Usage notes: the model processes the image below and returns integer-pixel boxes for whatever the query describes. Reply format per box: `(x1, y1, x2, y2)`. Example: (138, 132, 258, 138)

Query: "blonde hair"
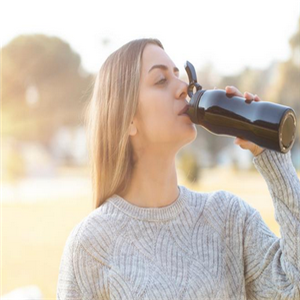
(85, 38, 164, 209)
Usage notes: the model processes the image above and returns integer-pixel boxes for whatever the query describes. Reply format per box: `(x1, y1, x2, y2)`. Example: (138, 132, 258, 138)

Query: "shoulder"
(64, 203, 118, 266)
(208, 190, 256, 215)
(59, 220, 84, 259)
(182, 186, 257, 223)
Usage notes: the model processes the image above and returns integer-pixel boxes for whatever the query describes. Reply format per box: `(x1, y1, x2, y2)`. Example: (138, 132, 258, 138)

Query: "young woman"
(57, 38, 300, 299)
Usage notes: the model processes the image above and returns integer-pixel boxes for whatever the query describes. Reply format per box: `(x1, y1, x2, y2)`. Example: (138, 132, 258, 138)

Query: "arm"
(57, 221, 112, 300)
(244, 149, 300, 299)
(57, 225, 83, 300)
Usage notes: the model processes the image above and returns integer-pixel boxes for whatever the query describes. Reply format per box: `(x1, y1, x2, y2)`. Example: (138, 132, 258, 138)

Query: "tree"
(264, 17, 300, 156)
(274, 18, 300, 109)
(2, 34, 94, 145)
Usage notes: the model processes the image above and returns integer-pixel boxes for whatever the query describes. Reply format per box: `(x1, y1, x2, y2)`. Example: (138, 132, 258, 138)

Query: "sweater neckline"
(107, 185, 187, 222)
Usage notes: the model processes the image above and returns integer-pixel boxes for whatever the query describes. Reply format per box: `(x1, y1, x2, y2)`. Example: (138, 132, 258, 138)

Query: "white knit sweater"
(57, 150, 300, 299)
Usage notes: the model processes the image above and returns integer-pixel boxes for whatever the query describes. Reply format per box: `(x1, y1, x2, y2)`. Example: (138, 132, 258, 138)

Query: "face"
(130, 44, 197, 155)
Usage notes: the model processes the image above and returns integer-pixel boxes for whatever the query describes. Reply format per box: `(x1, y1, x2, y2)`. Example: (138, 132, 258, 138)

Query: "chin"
(182, 125, 197, 146)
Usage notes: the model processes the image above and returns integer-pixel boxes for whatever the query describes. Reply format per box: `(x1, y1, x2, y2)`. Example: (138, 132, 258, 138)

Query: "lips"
(178, 104, 189, 115)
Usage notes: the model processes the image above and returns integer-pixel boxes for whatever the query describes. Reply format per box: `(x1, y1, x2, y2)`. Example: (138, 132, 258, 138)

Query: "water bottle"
(184, 61, 297, 153)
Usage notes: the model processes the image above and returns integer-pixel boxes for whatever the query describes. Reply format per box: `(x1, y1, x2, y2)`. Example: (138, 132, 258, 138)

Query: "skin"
(119, 44, 264, 208)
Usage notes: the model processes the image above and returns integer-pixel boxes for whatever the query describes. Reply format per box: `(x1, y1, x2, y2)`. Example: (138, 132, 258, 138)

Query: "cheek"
(142, 109, 172, 137)
(138, 89, 177, 140)
(139, 105, 175, 141)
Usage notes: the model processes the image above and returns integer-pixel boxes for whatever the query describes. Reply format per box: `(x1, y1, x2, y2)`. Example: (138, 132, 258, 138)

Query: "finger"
(225, 86, 243, 97)
(244, 92, 254, 100)
(244, 92, 261, 102)
(234, 137, 253, 149)
(253, 94, 261, 102)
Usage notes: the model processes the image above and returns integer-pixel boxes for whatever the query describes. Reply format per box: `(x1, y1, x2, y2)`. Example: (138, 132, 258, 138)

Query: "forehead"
(141, 44, 175, 73)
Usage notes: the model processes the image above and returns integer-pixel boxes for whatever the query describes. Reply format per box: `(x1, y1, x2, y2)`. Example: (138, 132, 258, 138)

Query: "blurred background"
(1, 0, 300, 299)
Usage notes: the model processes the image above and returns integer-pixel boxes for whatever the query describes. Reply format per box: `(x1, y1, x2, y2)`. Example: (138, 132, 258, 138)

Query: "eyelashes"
(155, 73, 180, 85)
(155, 78, 167, 85)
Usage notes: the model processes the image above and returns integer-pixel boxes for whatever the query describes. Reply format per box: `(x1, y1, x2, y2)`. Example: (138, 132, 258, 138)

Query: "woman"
(57, 38, 300, 299)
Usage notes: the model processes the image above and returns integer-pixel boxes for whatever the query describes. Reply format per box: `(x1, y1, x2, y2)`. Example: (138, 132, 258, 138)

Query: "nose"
(176, 79, 188, 100)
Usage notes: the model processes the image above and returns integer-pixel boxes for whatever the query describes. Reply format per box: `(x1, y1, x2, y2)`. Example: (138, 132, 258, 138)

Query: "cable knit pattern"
(57, 149, 300, 299)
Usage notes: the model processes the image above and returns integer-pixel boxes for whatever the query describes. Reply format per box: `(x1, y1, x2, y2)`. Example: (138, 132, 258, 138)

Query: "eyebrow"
(148, 64, 179, 74)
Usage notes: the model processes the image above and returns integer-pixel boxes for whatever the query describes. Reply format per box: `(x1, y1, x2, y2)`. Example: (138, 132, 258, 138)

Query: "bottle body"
(187, 89, 297, 153)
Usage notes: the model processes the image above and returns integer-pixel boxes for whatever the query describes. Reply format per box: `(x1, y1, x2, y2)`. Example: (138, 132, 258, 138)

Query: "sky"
(1, 0, 299, 77)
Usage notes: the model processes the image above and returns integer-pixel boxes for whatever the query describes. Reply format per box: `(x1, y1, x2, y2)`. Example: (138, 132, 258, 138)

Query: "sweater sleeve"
(243, 149, 300, 299)
(57, 224, 83, 300)
(57, 221, 112, 300)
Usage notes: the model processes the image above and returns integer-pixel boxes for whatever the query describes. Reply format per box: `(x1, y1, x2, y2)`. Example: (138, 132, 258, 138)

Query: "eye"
(156, 78, 167, 85)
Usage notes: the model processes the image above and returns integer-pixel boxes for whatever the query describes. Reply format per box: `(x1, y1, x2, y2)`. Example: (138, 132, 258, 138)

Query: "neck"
(119, 153, 179, 208)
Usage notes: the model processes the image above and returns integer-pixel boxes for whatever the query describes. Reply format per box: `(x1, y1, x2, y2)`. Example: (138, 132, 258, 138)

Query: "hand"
(225, 86, 265, 157)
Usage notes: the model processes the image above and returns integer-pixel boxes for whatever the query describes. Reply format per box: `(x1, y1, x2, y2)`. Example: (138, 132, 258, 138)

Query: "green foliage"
(271, 17, 300, 140)
(2, 34, 94, 145)
(289, 18, 300, 49)
(177, 151, 200, 184)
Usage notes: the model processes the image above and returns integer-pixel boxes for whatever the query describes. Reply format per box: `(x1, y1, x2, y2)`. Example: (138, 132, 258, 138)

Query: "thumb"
(234, 137, 264, 156)
(234, 137, 252, 150)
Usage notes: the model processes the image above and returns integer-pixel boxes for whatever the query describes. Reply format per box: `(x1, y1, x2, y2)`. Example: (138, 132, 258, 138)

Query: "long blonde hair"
(85, 38, 164, 209)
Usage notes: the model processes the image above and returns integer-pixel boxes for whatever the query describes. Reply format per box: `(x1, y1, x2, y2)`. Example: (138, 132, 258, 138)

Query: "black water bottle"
(185, 61, 297, 153)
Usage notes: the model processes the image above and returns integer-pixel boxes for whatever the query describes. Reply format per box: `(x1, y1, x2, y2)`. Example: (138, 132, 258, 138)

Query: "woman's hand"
(225, 86, 265, 157)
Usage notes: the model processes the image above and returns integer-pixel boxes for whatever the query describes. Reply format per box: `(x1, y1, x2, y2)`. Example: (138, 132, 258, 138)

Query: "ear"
(129, 121, 137, 136)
